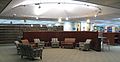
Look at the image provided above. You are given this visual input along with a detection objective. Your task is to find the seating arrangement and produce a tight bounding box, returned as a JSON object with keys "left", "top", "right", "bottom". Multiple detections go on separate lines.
{"left": 14, "top": 39, "right": 43, "bottom": 60}
{"left": 79, "top": 39, "right": 92, "bottom": 51}
{"left": 61, "top": 38, "right": 76, "bottom": 48}
{"left": 23, "top": 31, "right": 100, "bottom": 51}
{"left": 19, "top": 44, "right": 43, "bottom": 60}
{"left": 51, "top": 38, "right": 59, "bottom": 48}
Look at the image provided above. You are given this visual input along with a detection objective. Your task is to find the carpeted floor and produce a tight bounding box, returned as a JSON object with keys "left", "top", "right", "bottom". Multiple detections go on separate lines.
{"left": 0, "top": 44, "right": 120, "bottom": 62}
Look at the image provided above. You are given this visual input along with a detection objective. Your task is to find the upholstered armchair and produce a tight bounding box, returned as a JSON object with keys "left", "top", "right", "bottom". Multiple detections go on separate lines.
{"left": 34, "top": 38, "right": 45, "bottom": 48}
{"left": 21, "top": 39, "right": 30, "bottom": 45}
{"left": 51, "top": 38, "right": 59, "bottom": 48}
{"left": 61, "top": 38, "right": 76, "bottom": 48}
{"left": 19, "top": 44, "right": 43, "bottom": 60}
{"left": 79, "top": 39, "right": 92, "bottom": 51}
{"left": 21, "top": 39, "right": 36, "bottom": 48}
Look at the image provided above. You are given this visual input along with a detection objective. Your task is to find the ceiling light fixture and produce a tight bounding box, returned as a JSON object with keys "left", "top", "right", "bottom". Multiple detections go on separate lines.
{"left": 31, "top": 24, "right": 33, "bottom": 27}
{"left": 34, "top": 2, "right": 41, "bottom": 9}
{"left": 58, "top": 2, "right": 61, "bottom": 4}
{"left": 36, "top": 17, "right": 39, "bottom": 19}
{"left": 35, "top": 3, "right": 40, "bottom": 5}
{"left": 38, "top": 5, "right": 41, "bottom": 9}
{"left": 40, "top": 25, "right": 43, "bottom": 27}
{"left": 94, "top": 6, "right": 102, "bottom": 17}
{"left": 87, "top": 19, "right": 90, "bottom": 23}
{"left": 94, "top": 14, "right": 97, "bottom": 17}
{"left": 66, "top": 17, "right": 69, "bottom": 20}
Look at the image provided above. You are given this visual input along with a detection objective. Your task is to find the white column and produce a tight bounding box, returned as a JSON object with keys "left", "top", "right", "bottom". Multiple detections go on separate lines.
{"left": 112, "top": 26, "right": 116, "bottom": 32}
{"left": 77, "top": 23, "right": 81, "bottom": 31}
{"left": 86, "top": 19, "right": 90, "bottom": 31}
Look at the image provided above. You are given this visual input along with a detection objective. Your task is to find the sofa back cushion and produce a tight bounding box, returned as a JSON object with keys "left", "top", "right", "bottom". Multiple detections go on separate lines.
{"left": 21, "top": 39, "right": 29, "bottom": 45}
{"left": 64, "top": 38, "right": 75, "bottom": 43}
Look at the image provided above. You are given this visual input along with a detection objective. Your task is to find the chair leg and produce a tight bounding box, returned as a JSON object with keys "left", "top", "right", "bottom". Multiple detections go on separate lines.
{"left": 17, "top": 50, "right": 20, "bottom": 55}
{"left": 31, "top": 57, "right": 34, "bottom": 60}
{"left": 17, "top": 50, "right": 19, "bottom": 54}
{"left": 108, "top": 45, "right": 110, "bottom": 51}
{"left": 40, "top": 56, "right": 42, "bottom": 60}
{"left": 21, "top": 55, "right": 23, "bottom": 58}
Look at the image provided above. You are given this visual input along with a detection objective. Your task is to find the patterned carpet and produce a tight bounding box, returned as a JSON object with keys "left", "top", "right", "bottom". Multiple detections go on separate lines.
{"left": 0, "top": 44, "right": 120, "bottom": 62}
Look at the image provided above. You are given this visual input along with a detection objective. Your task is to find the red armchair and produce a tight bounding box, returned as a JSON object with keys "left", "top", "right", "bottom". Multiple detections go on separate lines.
{"left": 21, "top": 39, "right": 36, "bottom": 48}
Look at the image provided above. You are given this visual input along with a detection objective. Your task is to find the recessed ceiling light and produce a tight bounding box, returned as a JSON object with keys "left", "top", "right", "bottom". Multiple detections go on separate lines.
{"left": 31, "top": 24, "right": 33, "bottom": 27}
{"left": 87, "top": 19, "right": 90, "bottom": 23}
{"left": 66, "top": 17, "right": 69, "bottom": 20}
{"left": 40, "top": 25, "right": 43, "bottom": 27}
{"left": 36, "top": 17, "right": 39, "bottom": 19}
{"left": 94, "top": 14, "right": 97, "bottom": 17}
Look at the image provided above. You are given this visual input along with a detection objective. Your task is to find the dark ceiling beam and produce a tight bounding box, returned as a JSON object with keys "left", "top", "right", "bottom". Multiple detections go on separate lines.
{"left": 0, "top": 0, "right": 12, "bottom": 14}
{"left": 0, "top": 16, "right": 57, "bottom": 21}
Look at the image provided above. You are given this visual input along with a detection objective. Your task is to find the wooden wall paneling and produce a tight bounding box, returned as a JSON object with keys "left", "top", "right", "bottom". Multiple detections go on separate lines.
{"left": 103, "top": 32, "right": 118, "bottom": 45}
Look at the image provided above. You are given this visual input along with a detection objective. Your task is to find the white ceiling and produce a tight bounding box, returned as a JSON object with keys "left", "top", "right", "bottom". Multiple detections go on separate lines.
{"left": 0, "top": 0, "right": 120, "bottom": 20}
{"left": 0, "top": 0, "right": 120, "bottom": 26}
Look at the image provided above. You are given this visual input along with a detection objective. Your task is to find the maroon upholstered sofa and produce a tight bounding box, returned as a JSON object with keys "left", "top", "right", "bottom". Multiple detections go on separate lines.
{"left": 61, "top": 38, "right": 76, "bottom": 48}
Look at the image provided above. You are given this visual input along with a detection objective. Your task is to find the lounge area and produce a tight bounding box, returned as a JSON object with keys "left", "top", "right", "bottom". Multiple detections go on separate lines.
{"left": 8, "top": 31, "right": 119, "bottom": 62}
{"left": 23, "top": 31, "right": 100, "bottom": 51}
{"left": 0, "top": 0, "right": 120, "bottom": 62}
{"left": 0, "top": 31, "right": 117, "bottom": 62}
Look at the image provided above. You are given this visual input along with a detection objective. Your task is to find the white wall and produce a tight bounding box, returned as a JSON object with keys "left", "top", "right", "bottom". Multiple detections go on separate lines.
{"left": 63, "top": 22, "right": 73, "bottom": 31}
